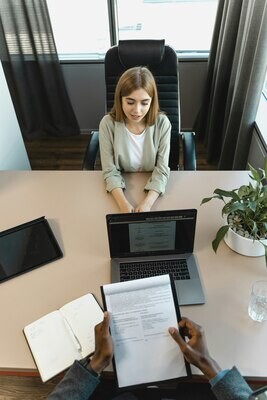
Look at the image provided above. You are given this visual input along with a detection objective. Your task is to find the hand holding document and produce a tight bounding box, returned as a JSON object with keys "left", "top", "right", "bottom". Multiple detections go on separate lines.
{"left": 101, "top": 274, "right": 189, "bottom": 388}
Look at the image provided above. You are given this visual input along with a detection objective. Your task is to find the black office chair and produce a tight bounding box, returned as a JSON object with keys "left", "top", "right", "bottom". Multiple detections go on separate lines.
{"left": 83, "top": 39, "right": 196, "bottom": 171}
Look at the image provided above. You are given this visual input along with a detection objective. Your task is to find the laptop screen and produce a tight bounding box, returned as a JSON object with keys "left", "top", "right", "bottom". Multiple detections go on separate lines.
{"left": 106, "top": 209, "right": 197, "bottom": 258}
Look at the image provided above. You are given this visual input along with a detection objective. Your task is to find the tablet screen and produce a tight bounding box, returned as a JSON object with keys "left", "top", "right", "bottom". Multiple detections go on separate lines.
{"left": 0, "top": 217, "right": 63, "bottom": 283}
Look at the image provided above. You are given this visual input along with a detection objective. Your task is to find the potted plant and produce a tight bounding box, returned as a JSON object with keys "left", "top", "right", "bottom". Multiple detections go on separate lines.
{"left": 201, "top": 161, "right": 267, "bottom": 264}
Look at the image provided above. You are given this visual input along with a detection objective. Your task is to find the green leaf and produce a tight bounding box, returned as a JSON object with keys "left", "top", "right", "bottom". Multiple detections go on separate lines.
{"left": 223, "top": 202, "right": 246, "bottom": 214}
{"left": 238, "top": 185, "right": 251, "bottom": 198}
{"left": 200, "top": 195, "right": 226, "bottom": 205}
{"left": 214, "top": 188, "right": 239, "bottom": 201}
{"left": 251, "top": 221, "right": 258, "bottom": 237}
{"left": 247, "top": 201, "right": 257, "bottom": 212}
{"left": 200, "top": 197, "right": 213, "bottom": 205}
{"left": 212, "top": 225, "right": 230, "bottom": 253}
{"left": 260, "top": 242, "right": 267, "bottom": 267}
{"left": 248, "top": 163, "right": 260, "bottom": 183}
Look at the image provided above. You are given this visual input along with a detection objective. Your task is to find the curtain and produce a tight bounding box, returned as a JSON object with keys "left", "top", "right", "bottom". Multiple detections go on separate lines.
{"left": 0, "top": 0, "right": 80, "bottom": 139}
{"left": 195, "top": 0, "right": 267, "bottom": 170}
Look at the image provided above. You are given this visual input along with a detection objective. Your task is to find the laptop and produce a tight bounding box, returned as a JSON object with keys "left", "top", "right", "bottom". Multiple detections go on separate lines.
{"left": 106, "top": 209, "right": 205, "bottom": 306}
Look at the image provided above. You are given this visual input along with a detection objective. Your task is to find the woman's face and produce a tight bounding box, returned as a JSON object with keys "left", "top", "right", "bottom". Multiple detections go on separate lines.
{"left": 121, "top": 88, "right": 152, "bottom": 124}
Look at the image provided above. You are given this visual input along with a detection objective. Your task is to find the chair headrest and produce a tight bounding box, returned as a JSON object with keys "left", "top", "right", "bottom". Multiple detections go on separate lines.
{"left": 118, "top": 40, "right": 165, "bottom": 69}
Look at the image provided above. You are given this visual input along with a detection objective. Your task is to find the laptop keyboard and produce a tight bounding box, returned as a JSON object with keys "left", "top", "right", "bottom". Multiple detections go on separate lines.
{"left": 119, "top": 259, "right": 190, "bottom": 282}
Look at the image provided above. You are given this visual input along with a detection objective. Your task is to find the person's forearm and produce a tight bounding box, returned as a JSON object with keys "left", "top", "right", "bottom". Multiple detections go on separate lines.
{"left": 144, "top": 190, "right": 159, "bottom": 207}
{"left": 111, "top": 188, "right": 134, "bottom": 213}
{"left": 197, "top": 355, "right": 222, "bottom": 380}
{"left": 135, "top": 190, "right": 159, "bottom": 212}
{"left": 89, "top": 354, "right": 110, "bottom": 375}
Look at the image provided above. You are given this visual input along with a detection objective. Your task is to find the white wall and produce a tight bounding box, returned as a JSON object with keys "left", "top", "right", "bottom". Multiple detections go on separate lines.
{"left": 0, "top": 63, "right": 31, "bottom": 170}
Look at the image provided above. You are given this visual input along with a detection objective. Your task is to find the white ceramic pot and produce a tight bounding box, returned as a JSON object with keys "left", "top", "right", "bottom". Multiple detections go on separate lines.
{"left": 224, "top": 225, "right": 267, "bottom": 257}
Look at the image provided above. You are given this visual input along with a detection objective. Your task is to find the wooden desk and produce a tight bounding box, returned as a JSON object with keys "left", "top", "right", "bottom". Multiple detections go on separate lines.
{"left": 0, "top": 171, "right": 266, "bottom": 379}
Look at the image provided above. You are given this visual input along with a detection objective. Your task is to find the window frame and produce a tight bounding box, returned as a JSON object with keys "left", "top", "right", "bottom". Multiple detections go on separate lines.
{"left": 255, "top": 71, "right": 267, "bottom": 149}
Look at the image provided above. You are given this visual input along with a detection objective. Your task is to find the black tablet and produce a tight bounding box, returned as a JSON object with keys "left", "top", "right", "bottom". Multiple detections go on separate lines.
{"left": 0, "top": 217, "right": 63, "bottom": 283}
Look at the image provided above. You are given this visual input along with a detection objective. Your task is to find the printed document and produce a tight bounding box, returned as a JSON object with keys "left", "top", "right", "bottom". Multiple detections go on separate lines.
{"left": 101, "top": 275, "right": 187, "bottom": 388}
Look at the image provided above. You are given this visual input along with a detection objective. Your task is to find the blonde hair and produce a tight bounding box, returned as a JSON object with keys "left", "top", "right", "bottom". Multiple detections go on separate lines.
{"left": 109, "top": 66, "right": 160, "bottom": 126}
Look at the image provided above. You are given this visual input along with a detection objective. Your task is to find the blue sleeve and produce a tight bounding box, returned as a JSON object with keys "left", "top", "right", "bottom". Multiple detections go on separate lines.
{"left": 209, "top": 369, "right": 229, "bottom": 386}
{"left": 47, "top": 360, "right": 100, "bottom": 400}
{"left": 211, "top": 366, "right": 253, "bottom": 400}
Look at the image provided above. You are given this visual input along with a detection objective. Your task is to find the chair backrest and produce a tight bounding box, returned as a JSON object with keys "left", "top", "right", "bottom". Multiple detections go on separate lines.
{"left": 104, "top": 39, "right": 180, "bottom": 170}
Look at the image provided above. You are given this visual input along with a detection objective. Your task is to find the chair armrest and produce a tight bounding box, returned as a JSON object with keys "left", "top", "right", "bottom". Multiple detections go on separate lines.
{"left": 180, "top": 131, "right": 196, "bottom": 170}
{"left": 83, "top": 131, "right": 99, "bottom": 170}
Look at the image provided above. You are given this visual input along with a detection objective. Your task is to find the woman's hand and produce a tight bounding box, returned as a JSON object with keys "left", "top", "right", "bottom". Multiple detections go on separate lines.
{"left": 111, "top": 188, "right": 135, "bottom": 213}
{"left": 120, "top": 203, "right": 135, "bottom": 213}
{"left": 135, "top": 201, "right": 152, "bottom": 212}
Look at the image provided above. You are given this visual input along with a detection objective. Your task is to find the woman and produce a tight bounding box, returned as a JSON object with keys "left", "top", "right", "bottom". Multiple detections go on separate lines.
{"left": 99, "top": 66, "right": 171, "bottom": 213}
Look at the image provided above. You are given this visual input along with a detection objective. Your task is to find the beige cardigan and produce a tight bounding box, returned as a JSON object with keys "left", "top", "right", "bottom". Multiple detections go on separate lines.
{"left": 99, "top": 113, "right": 171, "bottom": 194}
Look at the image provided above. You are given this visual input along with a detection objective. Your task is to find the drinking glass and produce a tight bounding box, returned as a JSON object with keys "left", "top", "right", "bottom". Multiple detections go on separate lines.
{"left": 248, "top": 281, "right": 267, "bottom": 322}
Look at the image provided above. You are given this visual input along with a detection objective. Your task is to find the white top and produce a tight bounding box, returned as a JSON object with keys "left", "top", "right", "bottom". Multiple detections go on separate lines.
{"left": 126, "top": 128, "right": 146, "bottom": 171}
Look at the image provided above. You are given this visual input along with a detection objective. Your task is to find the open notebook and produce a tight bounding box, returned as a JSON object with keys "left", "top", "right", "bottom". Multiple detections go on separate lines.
{"left": 24, "top": 293, "right": 103, "bottom": 382}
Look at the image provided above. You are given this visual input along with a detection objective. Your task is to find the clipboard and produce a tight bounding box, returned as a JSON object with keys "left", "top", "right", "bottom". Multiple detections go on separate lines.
{"left": 101, "top": 274, "right": 191, "bottom": 389}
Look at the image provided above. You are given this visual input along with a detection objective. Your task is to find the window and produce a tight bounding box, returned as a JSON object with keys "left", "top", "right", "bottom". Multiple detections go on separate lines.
{"left": 263, "top": 71, "right": 267, "bottom": 100}
{"left": 116, "top": 0, "right": 219, "bottom": 54}
{"left": 46, "top": 0, "right": 110, "bottom": 60}
{"left": 47, "top": 0, "right": 218, "bottom": 60}
{"left": 255, "top": 69, "right": 267, "bottom": 146}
